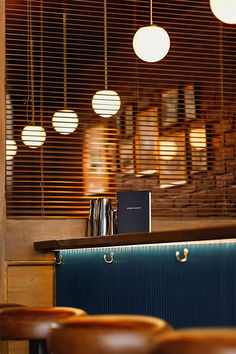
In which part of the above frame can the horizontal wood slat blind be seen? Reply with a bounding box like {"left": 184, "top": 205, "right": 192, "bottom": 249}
{"left": 5, "top": 0, "right": 236, "bottom": 218}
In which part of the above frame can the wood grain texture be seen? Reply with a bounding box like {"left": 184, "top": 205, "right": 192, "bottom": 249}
{"left": 5, "top": 218, "right": 87, "bottom": 261}
{"left": 8, "top": 341, "right": 29, "bottom": 354}
{"left": 7, "top": 265, "right": 54, "bottom": 306}
{"left": 34, "top": 223, "right": 236, "bottom": 251}
{"left": 5, "top": 262, "right": 54, "bottom": 354}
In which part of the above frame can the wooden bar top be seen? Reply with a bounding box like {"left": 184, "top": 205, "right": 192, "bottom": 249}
{"left": 34, "top": 224, "right": 236, "bottom": 251}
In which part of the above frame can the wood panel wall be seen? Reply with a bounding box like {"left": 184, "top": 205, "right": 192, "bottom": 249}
{"left": 5, "top": 219, "right": 87, "bottom": 261}
{"left": 0, "top": 2, "right": 7, "bottom": 352}
{"left": 0, "top": 0, "right": 6, "bottom": 303}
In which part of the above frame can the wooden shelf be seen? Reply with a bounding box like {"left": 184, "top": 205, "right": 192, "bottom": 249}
{"left": 34, "top": 224, "right": 236, "bottom": 251}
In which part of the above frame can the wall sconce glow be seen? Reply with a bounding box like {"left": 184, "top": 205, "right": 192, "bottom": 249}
{"left": 92, "top": 90, "right": 121, "bottom": 118}
{"left": 190, "top": 129, "right": 207, "bottom": 150}
{"left": 52, "top": 109, "right": 79, "bottom": 135}
{"left": 210, "top": 0, "right": 236, "bottom": 24}
{"left": 6, "top": 139, "right": 17, "bottom": 160}
{"left": 133, "top": 25, "right": 170, "bottom": 63}
{"left": 160, "top": 141, "right": 177, "bottom": 160}
{"left": 21, "top": 125, "right": 46, "bottom": 149}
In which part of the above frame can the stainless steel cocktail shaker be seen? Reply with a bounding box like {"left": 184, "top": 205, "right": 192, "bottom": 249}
{"left": 87, "top": 198, "right": 112, "bottom": 236}
{"left": 87, "top": 199, "right": 98, "bottom": 237}
{"left": 97, "top": 198, "right": 112, "bottom": 236}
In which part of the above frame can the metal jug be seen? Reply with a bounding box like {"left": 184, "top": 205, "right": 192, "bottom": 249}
{"left": 97, "top": 198, "right": 112, "bottom": 236}
{"left": 87, "top": 199, "right": 99, "bottom": 237}
{"left": 87, "top": 198, "right": 112, "bottom": 236}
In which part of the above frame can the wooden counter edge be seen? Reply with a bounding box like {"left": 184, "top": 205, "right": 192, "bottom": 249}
{"left": 34, "top": 224, "right": 236, "bottom": 251}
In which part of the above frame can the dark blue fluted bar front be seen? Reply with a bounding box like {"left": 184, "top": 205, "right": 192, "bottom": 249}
{"left": 56, "top": 241, "right": 236, "bottom": 328}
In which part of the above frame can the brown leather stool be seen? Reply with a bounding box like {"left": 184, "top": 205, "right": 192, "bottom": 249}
{"left": 152, "top": 328, "right": 236, "bottom": 354}
{"left": 0, "top": 306, "right": 87, "bottom": 354}
{"left": 0, "top": 303, "right": 25, "bottom": 308}
{"left": 47, "top": 314, "right": 172, "bottom": 354}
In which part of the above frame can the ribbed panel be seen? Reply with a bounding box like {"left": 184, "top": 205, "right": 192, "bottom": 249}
{"left": 56, "top": 242, "right": 236, "bottom": 328}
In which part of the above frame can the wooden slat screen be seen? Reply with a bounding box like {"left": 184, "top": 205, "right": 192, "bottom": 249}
{"left": 5, "top": 0, "right": 236, "bottom": 218}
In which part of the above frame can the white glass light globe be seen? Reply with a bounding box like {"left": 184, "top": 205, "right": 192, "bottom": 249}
{"left": 133, "top": 25, "right": 170, "bottom": 63}
{"left": 52, "top": 109, "right": 79, "bottom": 135}
{"left": 6, "top": 139, "right": 17, "bottom": 161}
{"left": 190, "top": 129, "right": 207, "bottom": 150}
{"left": 210, "top": 0, "right": 236, "bottom": 24}
{"left": 160, "top": 141, "right": 177, "bottom": 160}
{"left": 21, "top": 125, "right": 46, "bottom": 149}
{"left": 92, "top": 90, "right": 121, "bottom": 118}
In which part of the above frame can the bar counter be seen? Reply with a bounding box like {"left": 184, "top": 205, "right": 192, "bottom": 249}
{"left": 34, "top": 222, "right": 236, "bottom": 329}
{"left": 34, "top": 223, "right": 236, "bottom": 251}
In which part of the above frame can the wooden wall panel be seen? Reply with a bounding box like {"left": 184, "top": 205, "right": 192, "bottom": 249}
{"left": 8, "top": 341, "right": 28, "bottom": 354}
{"left": 7, "top": 264, "right": 54, "bottom": 306}
{"left": 5, "top": 218, "right": 87, "bottom": 261}
{"left": 0, "top": 0, "right": 7, "bottom": 351}
{"left": 6, "top": 263, "right": 54, "bottom": 354}
{"left": 0, "top": 0, "right": 6, "bottom": 304}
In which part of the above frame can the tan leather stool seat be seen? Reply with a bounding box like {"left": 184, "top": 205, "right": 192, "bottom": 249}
{"left": 0, "top": 303, "right": 25, "bottom": 308}
{"left": 47, "top": 314, "right": 172, "bottom": 354}
{"left": 153, "top": 328, "right": 236, "bottom": 354}
{"left": 0, "top": 306, "right": 87, "bottom": 340}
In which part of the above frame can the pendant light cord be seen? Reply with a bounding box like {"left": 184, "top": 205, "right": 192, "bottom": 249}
{"left": 29, "top": 0, "right": 35, "bottom": 124}
{"left": 104, "top": 0, "right": 108, "bottom": 90}
{"left": 26, "top": 0, "right": 29, "bottom": 123}
{"left": 40, "top": 0, "right": 45, "bottom": 216}
{"left": 220, "top": 22, "right": 226, "bottom": 217}
{"left": 26, "top": 0, "right": 31, "bottom": 123}
{"left": 219, "top": 23, "right": 224, "bottom": 123}
{"left": 63, "top": 13, "right": 67, "bottom": 109}
{"left": 150, "top": 0, "right": 153, "bottom": 25}
{"left": 40, "top": 0, "right": 43, "bottom": 126}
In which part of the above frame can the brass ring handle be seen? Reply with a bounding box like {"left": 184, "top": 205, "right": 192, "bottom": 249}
{"left": 104, "top": 252, "right": 114, "bottom": 264}
{"left": 55, "top": 255, "right": 63, "bottom": 265}
{"left": 176, "top": 248, "right": 188, "bottom": 263}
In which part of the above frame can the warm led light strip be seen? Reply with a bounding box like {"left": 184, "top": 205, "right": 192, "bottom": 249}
{"left": 55, "top": 238, "right": 236, "bottom": 253}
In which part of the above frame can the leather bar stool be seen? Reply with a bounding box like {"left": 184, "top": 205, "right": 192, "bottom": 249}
{"left": 0, "top": 306, "right": 87, "bottom": 354}
{"left": 47, "top": 314, "right": 172, "bottom": 354}
{"left": 0, "top": 303, "right": 25, "bottom": 308}
{"left": 152, "top": 328, "right": 236, "bottom": 354}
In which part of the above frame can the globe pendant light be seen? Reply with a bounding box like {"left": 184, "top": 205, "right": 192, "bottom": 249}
{"left": 92, "top": 90, "right": 121, "bottom": 118}
{"left": 6, "top": 139, "right": 17, "bottom": 161}
{"left": 210, "top": 0, "right": 236, "bottom": 24}
{"left": 92, "top": 0, "right": 121, "bottom": 118}
{"left": 190, "top": 129, "right": 207, "bottom": 150}
{"left": 21, "top": 0, "right": 46, "bottom": 149}
{"left": 6, "top": 94, "right": 17, "bottom": 161}
{"left": 133, "top": 0, "right": 170, "bottom": 63}
{"left": 21, "top": 125, "right": 46, "bottom": 149}
{"left": 159, "top": 141, "right": 177, "bottom": 160}
{"left": 52, "top": 13, "right": 79, "bottom": 135}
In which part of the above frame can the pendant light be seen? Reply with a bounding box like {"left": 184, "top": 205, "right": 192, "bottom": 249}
{"left": 6, "top": 139, "right": 17, "bottom": 161}
{"left": 92, "top": 0, "right": 121, "bottom": 118}
{"left": 133, "top": 0, "right": 170, "bottom": 63}
{"left": 190, "top": 129, "right": 207, "bottom": 150}
{"left": 21, "top": 0, "right": 46, "bottom": 149}
{"left": 159, "top": 141, "right": 177, "bottom": 160}
{"left": 6, "top": 94, "right": 17, "bottom": 161}
{"left": 210, "top": 0, "right": 236, "bottom": 24}
{"left": 52, "top": 13, "right": 79, "bottom": 135}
